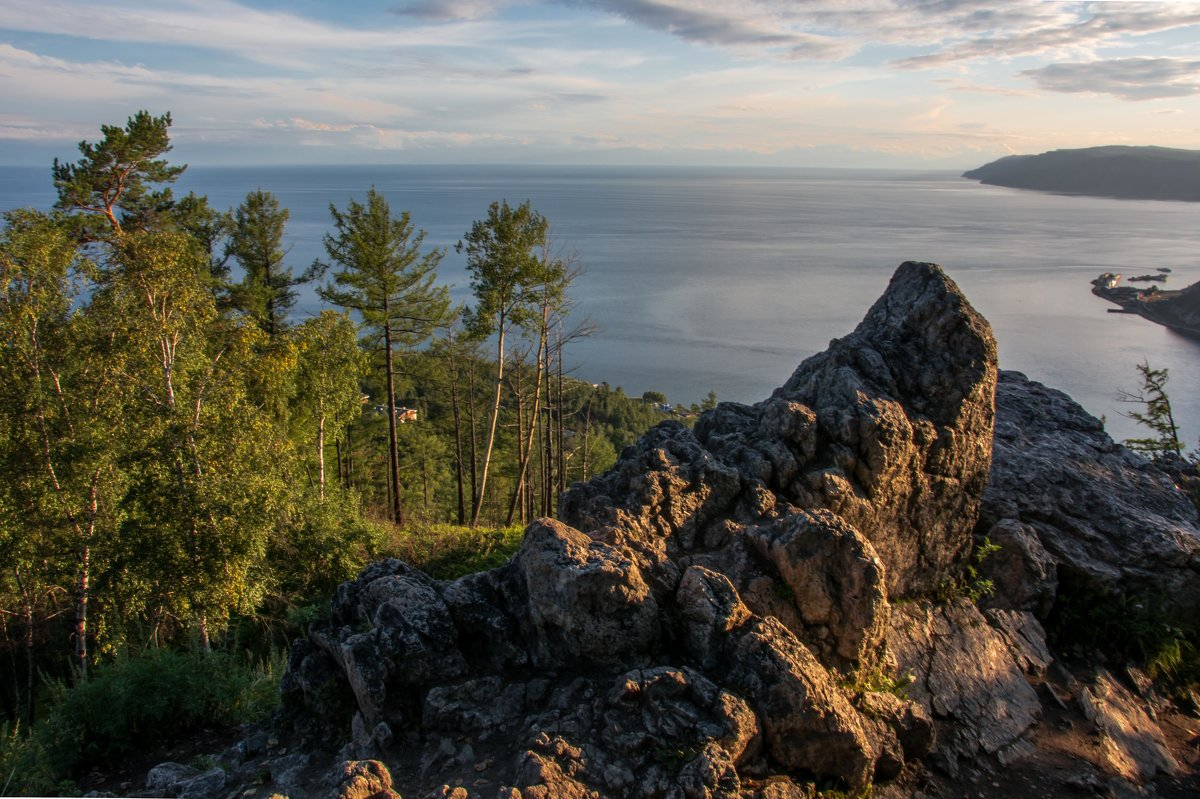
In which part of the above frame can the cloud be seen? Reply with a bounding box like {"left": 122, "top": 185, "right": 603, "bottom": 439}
{"left": 0, "top": 0, "right": 555, "bottom": 70}
{"left": 573, "top": 1, "right": 1200, "bottom": 69}
{"left": 893, "top": 2, "right": 1200, "bottom": 69}
{"left": 391, "top": 0, "right": 516, "bottom": 21}
{"left": 253, "top": 117, "right": 521, "bottom": 150}
{"left": 1022, "top": 57, "right": 1200, "bottom": 100}
{"left": 577, "top": 0, "right": 855, "bottom": 60}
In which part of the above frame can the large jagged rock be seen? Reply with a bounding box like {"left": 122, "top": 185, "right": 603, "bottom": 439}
{"left": 982, "top": 370, "right": 1200, "bottom": 625}
{"left": 277, "top": 261, "right": 1199, "bottom": 798}
{"left": 562, "top": 262, "right": 998, "bottom": 602}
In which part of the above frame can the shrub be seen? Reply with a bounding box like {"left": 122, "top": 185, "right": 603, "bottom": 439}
{"left": 37, "top": 647, "right": 282, "bottom": 778}
{"left": 1048, "top": 578, "right": 1200, "bottom": 696}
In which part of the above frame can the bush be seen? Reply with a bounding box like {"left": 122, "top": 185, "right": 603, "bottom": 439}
{"left": 1048, "top": 579, "right": 1200, "bottom": 696}
{"left": 0, "top": 720, "right": 58, "bottom": 797}
{"left": 37, "top": 647, "right": 282, "bottom": 779}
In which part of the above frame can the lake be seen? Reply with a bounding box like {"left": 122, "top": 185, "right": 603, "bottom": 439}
{"left": 3, "top": 163, "right": 1198, "bottom": 446}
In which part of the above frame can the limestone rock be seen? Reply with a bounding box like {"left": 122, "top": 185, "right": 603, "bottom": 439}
{"left": 768, "top": 260, "right": 997, "bottom": 597}
{"left": 275, "top": 261, "right": 1198, "bottom": 798}
{"left": 325, "top": 759, "right": 401, "bottom": 799}
{"left": 742, "top": 509, "right": 889, "bottom": 670}
{"left": 145, "top": 763, "right": 202, "bottom": 797}
{"left": 724, "top": 617, "right": 876, "bottom": 790}
{"left": 515, "top": 519, "right": 661, "bottom": 668}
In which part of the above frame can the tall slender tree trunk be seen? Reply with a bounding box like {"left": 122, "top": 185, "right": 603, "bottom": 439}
{"left": 198, "top": 613, "right": 210, "bottom": 652}
{"left": 75, "top": 534, "right": 91, "bottom": 679}
{"left": 582, "top": 399, "right": 592, "bottom": 481}
{"left": 449, "top": 358, "right": 466, "bottom": 525}
{"left": 472, "top": 320, "right": 506, "bottom": 527}
{"left": 317, "top": 401, "right": 326, "bottom": 499}
{"left": 556, "top": 326, "right": 566, "bottom": 499}
{"left": 543, "top": 399, "right": 554, "bottom": 516}
{"left": 510, "top": 367, "right": 525, "bottom": 526}
{"left": 467, "top": 358, "right": 480, "bottom": 520}
{"left": 506, "top": 315, "right": 548, "bottom": 526}
{"left": 382, "top": 311, "right": 404, "bottom": 525}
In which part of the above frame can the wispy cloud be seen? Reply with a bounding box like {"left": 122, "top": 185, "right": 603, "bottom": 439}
{"left": 391, "top": 0, "right": 521, "bottom": 21}
{"left": 577, "top": 0, "right": 854, "bottom": 60}
{"left": 894, "top": 2, "right": 1200, "bottom": 69}
{"left": 1022, "top": 57, "right": 1200, "bottom": 101}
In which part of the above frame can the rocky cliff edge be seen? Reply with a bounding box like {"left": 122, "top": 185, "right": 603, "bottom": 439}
{"left": 234, "top": 262, "right": 1199, "bottom": 799}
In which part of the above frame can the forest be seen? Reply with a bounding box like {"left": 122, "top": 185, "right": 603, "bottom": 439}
{"left": 0, "top": 112, "right": 713, "bottom": 790}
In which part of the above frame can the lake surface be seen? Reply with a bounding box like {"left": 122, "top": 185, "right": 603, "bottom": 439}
{"left": 3, "top": 164, "right": 1198, "bottom": 447}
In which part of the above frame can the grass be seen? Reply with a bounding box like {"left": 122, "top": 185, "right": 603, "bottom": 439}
{"left": 378, "top": 521, "right": 526, "bottom": 580}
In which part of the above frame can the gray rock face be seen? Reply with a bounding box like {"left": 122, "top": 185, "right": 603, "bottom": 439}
{"left": 982, "top": 370, "right": 1200, "bottom": 624}
{"left": 887, "top": 600, "right": 1042, "bottom": 774}
{"left": 770, "top": 260, "right": 998, "bottom": 597}
{"left": 278, "top": 262, "right": 1199, "bottom": 797}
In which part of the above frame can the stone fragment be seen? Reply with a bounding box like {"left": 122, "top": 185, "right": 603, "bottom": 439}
{"left": 888, "top": 600, "right": 1040, "bottom": 774}
{"left": 1080, "top": 669, "right": 1180, "bottom": 783}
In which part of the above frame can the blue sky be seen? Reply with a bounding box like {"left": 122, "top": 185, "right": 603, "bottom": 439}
{"left": 1, "top": 0, "right": 1198, "bottom": 167}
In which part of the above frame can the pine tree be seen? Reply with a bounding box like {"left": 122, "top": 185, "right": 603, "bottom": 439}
{"left": 226, "top": 190, "right": 319, "bottom": 336}
{"left": 1119, "top": 360, "right": 1183, "bottom": 460}
{"left": 318, "top": 188, "right": 450, "bottom": 524}
{"left": 457, "top": 200, "right": 549, "bottom": 526}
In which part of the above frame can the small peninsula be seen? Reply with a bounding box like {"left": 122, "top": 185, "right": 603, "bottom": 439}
{"left": 963, "top": 145, "right": 1200, "bottom": 202}
{"left": 1092, "top": 272, "right": 1200, "bottom": 337}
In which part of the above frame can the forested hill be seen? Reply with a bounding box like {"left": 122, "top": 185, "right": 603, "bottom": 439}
{"left": 962, "top": 145, "right": 1200, "bottom": 202}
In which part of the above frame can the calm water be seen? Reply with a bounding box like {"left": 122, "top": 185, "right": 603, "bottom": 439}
{"left": 3, "top": 164, "right": 1198, "bottom": 446}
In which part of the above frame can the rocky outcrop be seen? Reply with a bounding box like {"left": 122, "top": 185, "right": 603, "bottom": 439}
{"left": 981, "top": 370, "right": 1200, "bottom": 624}
{"left": 274, "top": 261, "right": 1200, "bottom": 799}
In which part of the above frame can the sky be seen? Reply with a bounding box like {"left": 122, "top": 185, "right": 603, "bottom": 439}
{"left": 1, "top": 0, "right": 1199, "bottom": 168}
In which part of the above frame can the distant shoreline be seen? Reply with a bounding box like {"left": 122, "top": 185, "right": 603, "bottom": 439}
{"left": 964, "top": 145, "right": 1200, "bottom": 203}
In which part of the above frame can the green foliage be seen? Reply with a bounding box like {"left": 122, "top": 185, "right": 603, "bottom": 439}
{"left": 2, "top": 114, "right": 689, "bottom": 762}
{"left": 1119, "top": 361, "right": 1183, "bottom": 460}
{"left": 580, "top": 382, "right": 676, "bottom": 453}
{"left": 318, "top": 188, "right": 450, "bottom": 350}
{"left": 33, "top": 648, "right": 281, "bottom": 779}
{"left": 226, "top": 190, "right": 319, "bottom": 336}
{"left": 457, "top": 199, "right": 550, "bottom": 339}
{"left": 52, "top": 110, "right": 184, "bottom": 237}
{"left": 936, "top": 537, "right": 999, "bottom": 604}
{"left": 642, "top": 390, "right": 667, "bottom": 406}
{"left": 270, "top": 490, "right": 385, "bottom": 599}
{"left": 380, "top": 522, "right": 525, "bottom": 580}
{"left": 0, "top": 720, "right": 58, "bottom": 797}
{"left": 842, "top": 663, "right": 913, "bottom": 699}
{"left": 1048, "top": 580, "right": 1200, "bottom": 695}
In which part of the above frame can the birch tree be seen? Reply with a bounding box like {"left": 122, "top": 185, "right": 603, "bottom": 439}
{"left": 457, "top": 200, "right": 548, "bottom": 527}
